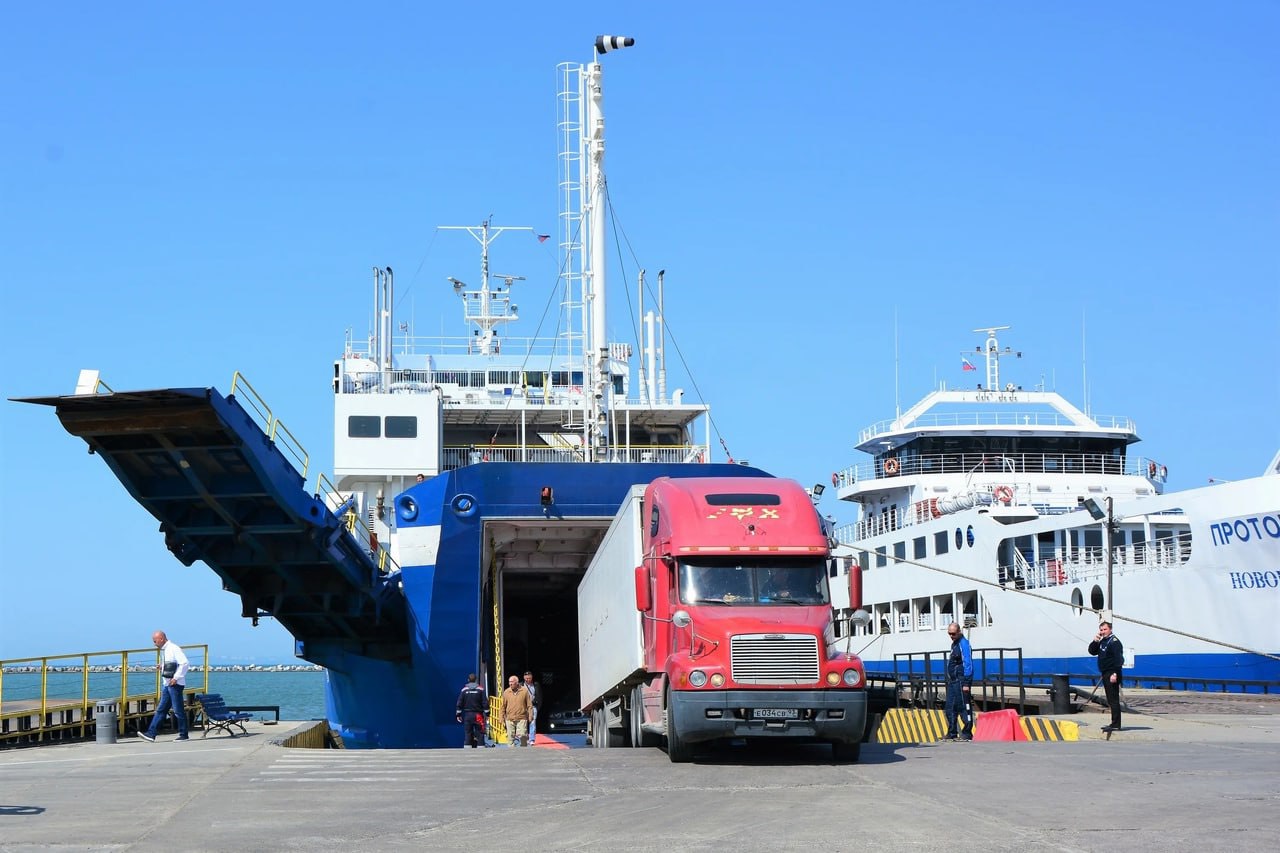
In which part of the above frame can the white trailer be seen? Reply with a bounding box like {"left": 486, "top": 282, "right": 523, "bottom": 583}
{"left": 577, "top": 485, "right": 646, "bottom": 720}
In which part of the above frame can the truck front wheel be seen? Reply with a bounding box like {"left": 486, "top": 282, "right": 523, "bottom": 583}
{"left": 832, "top": 740, "right": 861, "bottom": 762}
{"left": 664, "top": 689, "right": 692, "bottom": 763}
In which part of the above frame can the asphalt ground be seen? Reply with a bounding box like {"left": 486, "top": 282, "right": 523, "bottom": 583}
{"left": 1, "top": 703, "right": 1277, "bottom": 852}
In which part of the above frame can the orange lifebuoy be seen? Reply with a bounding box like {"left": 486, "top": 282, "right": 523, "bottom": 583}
{"left": 883, "top": 458, "right": 900, "bottom": 476}
{"left": 993, "top": 485, "right": 1013, "bottom": 504}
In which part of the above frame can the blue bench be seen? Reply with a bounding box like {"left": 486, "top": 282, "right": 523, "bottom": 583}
{"left": 192, "top": 693, "right": 255, "bottom": 738}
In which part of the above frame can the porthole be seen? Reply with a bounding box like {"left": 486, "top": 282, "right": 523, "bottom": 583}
{"left": 966, "top": 525, "right": 975, "bottom": 547}
{"left": 954, "top": 528, "right": 963, "bottom": 550}
{"left": 1071, "top": 588, "right": 1084, "bottom": 616}
{"left": 1090, "top": 584, "right": 1105, "bottom": 611}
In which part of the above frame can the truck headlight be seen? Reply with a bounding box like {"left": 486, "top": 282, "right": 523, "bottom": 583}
{"left": 689, "top": 670, "right": 708, "bottom": 687}
{"left": 826, "top": 672, "right": 841, "bottom": 686}
{"left": 843, "top": 669, "right": 862, "bottom": 687}
{"left": 710, "top": 673, "right": 724, "bottom": 687}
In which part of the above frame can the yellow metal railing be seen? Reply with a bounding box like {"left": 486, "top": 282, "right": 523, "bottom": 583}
{"left": 488, "top": 694, "right": 508, "bottom": 745}
{"left": 314, "top": 472, "right": 401, "bottom": 576}
{"left": 0, "top": 645, "right": 211, "bottom": 744}
{"left": 229, "top": 371, "right": 310, "bottom": 477}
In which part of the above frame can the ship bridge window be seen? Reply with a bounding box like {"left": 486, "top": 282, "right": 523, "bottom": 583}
{"left": 348, "top": 416, "right": 380, "bottom": 438}
{"left": 385, "top": 416, "right": 417, "bottom": 438}
{"left": 913, "top": 537, "right": 927, "bottom": 559}
{"left": 893, "top": 541, "right": 906, "bottom": 563}
{"left": 875, "top": 546, "right": 887, "bottom": 569}
{"left": 523, "top": 371, "right": 546, "bottom": 389}
{"left": 935, "top": 531, "right": 949, "bottom": 555}
{"left": 489, "top": 370, "right": 518, "bottom": 385}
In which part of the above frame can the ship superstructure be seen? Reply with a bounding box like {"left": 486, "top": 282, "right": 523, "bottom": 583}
{"left": 827, "top": 327, "right": 1279, "bottom": 685}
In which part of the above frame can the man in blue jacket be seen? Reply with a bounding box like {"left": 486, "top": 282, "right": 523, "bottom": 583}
{"left": 943, "top": 622, "right": 973, "bottom": 741}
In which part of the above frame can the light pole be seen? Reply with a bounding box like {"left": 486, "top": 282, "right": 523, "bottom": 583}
{"left": 1083, "top": 496, "right": 1116, "bottom": 614}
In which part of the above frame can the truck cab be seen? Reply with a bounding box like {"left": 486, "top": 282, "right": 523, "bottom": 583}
{"left": 632, "top": 477, "right": 868, "bottom": 761}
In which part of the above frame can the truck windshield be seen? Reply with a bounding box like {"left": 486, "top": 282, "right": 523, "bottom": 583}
{"left": 678, "top": 558, "right": 829, "bottom": 606}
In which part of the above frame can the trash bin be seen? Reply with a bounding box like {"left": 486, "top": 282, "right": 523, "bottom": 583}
{"left": 95, "top": 700, "right": 118, "bottom": 744}
{"left": 1049, "top": 675, "right": 1072, "bottom": 715}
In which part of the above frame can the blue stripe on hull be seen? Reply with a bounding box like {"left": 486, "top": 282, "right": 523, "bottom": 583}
{"left": 328, "top": 462, "right": 771, "bottom": 747}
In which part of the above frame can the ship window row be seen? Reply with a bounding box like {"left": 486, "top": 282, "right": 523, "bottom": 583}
{"left": 834, "top": 590, "right": 989, "bottom": 639}
{"left": 860, "top": 526, "right": 970, "bottom": 571}
{"left": 348, "top": 415, "right": 418, "bottom": 438}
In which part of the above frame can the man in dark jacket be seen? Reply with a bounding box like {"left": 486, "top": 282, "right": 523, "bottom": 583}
{"left": 456, "top": 673, "right": 488, "bottom": 748}
{"left": 1088, "top": 622, "right": 1125, "bottom": 731}
{"left": 943, "top": 622, "right": 974, "bottom": 741}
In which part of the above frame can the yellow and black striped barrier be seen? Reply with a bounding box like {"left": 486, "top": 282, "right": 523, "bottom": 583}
{"left": 871, "top": 708, "right": 1077, "bottom": 743}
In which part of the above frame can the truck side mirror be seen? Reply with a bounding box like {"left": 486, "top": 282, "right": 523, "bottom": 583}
{"left": 847, "top": 561, "right": 862, "bottom": 611}
{"left": 634, "top": 565, "right": 651, "bottom": 612}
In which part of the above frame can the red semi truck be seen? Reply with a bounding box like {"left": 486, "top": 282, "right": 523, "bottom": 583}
{"left": 578, "top": 476, "right": 868, "bottom": 762}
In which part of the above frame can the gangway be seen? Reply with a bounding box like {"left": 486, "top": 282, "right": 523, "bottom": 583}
{"left": 16, "top": 376, "right": 409, "bottom": 665}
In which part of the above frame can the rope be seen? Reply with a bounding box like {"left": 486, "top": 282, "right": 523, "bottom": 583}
{"left": 841, "top": 544, "right": 1280, "bottom": 663}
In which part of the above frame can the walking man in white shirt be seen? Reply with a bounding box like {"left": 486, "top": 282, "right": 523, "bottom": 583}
{"left": 138, "top": 630, "right": 190, "bottom": 742}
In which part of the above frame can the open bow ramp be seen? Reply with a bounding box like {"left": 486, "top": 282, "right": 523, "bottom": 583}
{"left": 19, "top": 386, "right": 408, "bottom": 663}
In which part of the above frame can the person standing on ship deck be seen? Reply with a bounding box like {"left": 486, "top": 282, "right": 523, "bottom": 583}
{"left": 943, "top": 622, "right": 973, "bottom": 741}
{"left": 1089, "top": 622, "right": 1125, "bottom": 732}
{"left": 138, "top": 631, "right": 189, "bottom": 742}
{"left": 501, "top": 675, "right": 532, "bottom": 747}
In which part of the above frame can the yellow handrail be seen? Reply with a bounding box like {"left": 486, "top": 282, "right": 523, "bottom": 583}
{"left": 314, "top": 472, "right": 401, "bottom": 576}
{"left": 229, "top": 371, "right": 310, "bottom": 477}
{"left": 0, "top": 645, "right": 211, "bottom": 743}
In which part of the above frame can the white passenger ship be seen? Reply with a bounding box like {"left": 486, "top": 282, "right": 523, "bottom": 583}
{"left": 828, "top": 327, "right": 1280, "bottom": 685}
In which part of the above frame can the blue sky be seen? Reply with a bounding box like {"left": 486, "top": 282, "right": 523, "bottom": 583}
{"left": 2, "top": 3, "right": 1276, "bottom": 662}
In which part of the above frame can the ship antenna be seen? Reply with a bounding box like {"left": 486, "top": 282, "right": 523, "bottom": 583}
{"left": 971, "top": 325, "right": 1011, "bottom": 391}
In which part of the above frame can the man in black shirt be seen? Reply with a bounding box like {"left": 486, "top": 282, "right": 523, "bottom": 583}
{"left": 1088, "top": 622, "right": 1125, "bottom": 732}
{"left": 456, "top": 673, "right": 488, "bottom": 748}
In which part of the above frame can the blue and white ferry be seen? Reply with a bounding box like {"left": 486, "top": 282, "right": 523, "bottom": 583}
{"left": 20, "top": 37, "right": 773, "bottom": 747}
{"left": 827, "top": 326, "right": 1280, "bottom": 686}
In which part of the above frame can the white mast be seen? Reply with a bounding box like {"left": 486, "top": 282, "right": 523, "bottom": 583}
{"left": 574, "top": 35, "right": 634, "bottom": 459}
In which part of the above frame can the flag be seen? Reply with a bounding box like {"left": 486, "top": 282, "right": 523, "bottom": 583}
{"left": 961, "top": 357, "right": 976, "bottom": 372}
{"left": 537, "top": 234, "right": 551, "bottom": 243}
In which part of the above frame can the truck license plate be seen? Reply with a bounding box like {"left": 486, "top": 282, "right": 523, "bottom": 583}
{"left": 752, "top": 708, "right": 799, "bottom": 720}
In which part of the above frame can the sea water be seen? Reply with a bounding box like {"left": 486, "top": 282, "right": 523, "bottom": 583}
{"left": 1, "top": 670, "right": 327, "bottom": 721}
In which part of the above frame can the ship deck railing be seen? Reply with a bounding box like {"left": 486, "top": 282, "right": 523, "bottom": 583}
{"left": 832, "top": 451, "right": 1162, "bottom": 492}
{"left": 1000, "top": 539, "right": 1192, "bottom": 591}
{"left": 0, "top": 645, "right": 212, "bottom": 747}
{"left": 440, "top": 444, "right": 707, "bottom": 469}
{"left": 873, "top": 652, "right": 1280, "bottom": 715}
{"left": 858, "top": 411, "right": 1137, "bottom": 445}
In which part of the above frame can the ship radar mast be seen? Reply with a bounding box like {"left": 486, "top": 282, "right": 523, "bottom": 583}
{"left": 440, "top": 220, "right": 532, "bottom": 355}
{"left": 970, "top": 325, "right": 1022, "bottom": 392}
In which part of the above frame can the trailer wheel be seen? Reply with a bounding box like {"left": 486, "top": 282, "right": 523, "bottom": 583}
{"left": 832, "top": 740, "right": 861, "bottom": 762}
{"left": 592, "top": 707, "right": 611, "bottom": 748}
{"left": 664, "top": 688, "right": 692, "bottom": 763}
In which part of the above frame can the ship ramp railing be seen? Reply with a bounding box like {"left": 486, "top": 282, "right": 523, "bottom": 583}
{"left": 16, "top": 372, "right": 410, "bottom": 664}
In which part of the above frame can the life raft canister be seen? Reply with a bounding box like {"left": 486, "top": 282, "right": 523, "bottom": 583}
{"left": 883, "top": 457, "right": 900, "bottom": 476}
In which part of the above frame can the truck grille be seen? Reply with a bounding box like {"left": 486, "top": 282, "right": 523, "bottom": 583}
{"left": 730, "top": 634, "right": 820, "bottom": 685}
